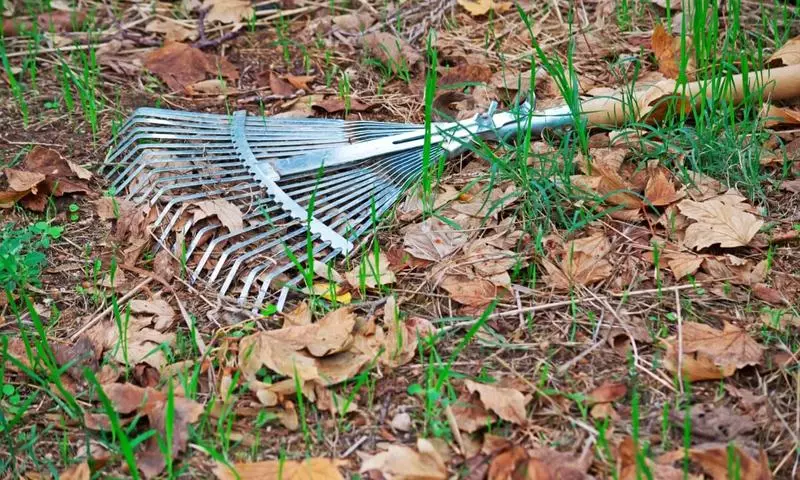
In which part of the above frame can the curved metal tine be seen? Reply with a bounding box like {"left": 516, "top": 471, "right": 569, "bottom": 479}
{"left": 109, "top": 144, "right": 240, "bottom": 187}
{"left": 104, "top": 132, "right": 231, "bottom": 172}
{"left": 250, "top": 243, "right": 339, "bottom": 308}
{"left": 112, "top": 155, "right": 241, "bottom": 193}
{"left": 121, "top": 161, "right": 245, "bottom": 198}
{"left": 209, "top": 215, "right": 302, "bottom": 290}
{"left": 133, "top": 170, "right": 252, "bottom": 204}
{"left": 184, "top": 195, "right": 273, "bottom": 257}
{"left": 108, "top": 108, "right": 228, "bottom": 145}
{"left": 154, "top": 183, "right": 264, "bottom": 245}
{"left": 143, "top": 174, "right": 253, "bottom": 209}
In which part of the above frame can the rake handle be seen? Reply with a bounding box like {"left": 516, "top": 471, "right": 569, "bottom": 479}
{"left": 580, "top": 64, "right": 800, "bottom": 127}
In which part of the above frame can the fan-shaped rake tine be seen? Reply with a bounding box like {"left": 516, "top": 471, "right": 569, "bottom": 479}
{"left": 122, "top": 162, "right": 247, "bottom": 199}
{"left": 143, "top": 174, "right": 256, "bottom": 207}
{"left": 192, "top": 210, "right": 293, "bottom": 283}
{"left": 250, "top": 244, "right": 340, "bottom": 309}
{"left": 184, "top": 195, "right": 273, "bottom": 258}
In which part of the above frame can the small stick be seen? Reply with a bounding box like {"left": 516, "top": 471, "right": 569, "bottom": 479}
{"left": 69, "top": 277, "right": 153, "bottom": 341}
{"left": 675, "top": 289, "right": 684, "bottom": 397}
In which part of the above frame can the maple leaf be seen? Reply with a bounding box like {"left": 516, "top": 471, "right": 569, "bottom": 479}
{"left": 191, "top": 198, "right": 244, "bottom": 233}
{"left": 465, "top": 379, "right": 529, "bottom": 424}
{"left": 457, "top": 0, "right": 512, "bottom": 16}
{"left": 360, "top": 438, "right": 448, "bottom": 479}
{"left": 542, "top": 232, "right": 614, "bottom": 289}
{"left": 345, "top": 251, "right": 396, "bottom": 289}
{"left": 761, "top": 104, "right": 800, "bottom": 128}
{"left": 451, "top": 394, "right": 497, "bottom": 433}
{"left": 586, "top": 381, "right": 627, "bottom": 405}
{"left": 404, "top": 217, "right": 469, "bottom": 261}
{"left": 202, "top": 0, "right": 253, "bottom": 24}
{"left": 767, "top": 34, "right": 800, "bottom": 67}
{"left": 678, "top": 194, "right": 764, "bottom": 250}
{"left": 644, "top": 168, "right": 684, "bottom": 206}
{"left": 144, "top": 42, "right": 238, "bottom": 92}
{"left": 663, "top": 321, "right": 763, "bottom": 382}
{"left": 215, "top": 458, "right": 345, "bottom": 480}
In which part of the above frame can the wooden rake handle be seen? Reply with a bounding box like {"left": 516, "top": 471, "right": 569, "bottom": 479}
{"left": 580, "top": 64, "right": 800, "bottom": 127}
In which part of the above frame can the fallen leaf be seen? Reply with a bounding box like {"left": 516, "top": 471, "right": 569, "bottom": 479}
{"left": 390, "top": 412, "right": 412, "bottom": 432}
{"left": 397, "top": 184, "right": 461, "bottom": 221}
{"left": 779, "top": 178, "right": 800, "bottom": 193}
{"left": 645, "top": 169, "right": 684, "bottom": 206}
{"left": 752, "top": 283, "right": 785, "bottom": 305}
{"left": 215, "top": 458, "right": 345, "bottom": 480}
{"left": 345, "top": 251, "right": 396, "bottom": 289}
{"left": 542, "top": 232, "right": 613, "bottom": 289}
{"left": 185, "top": 78, "right": 237, "bottom": 96}
{"left": 768, "top": 34, "right": 800, "bottom": 67}
{"left": 760, "top": 310, "right": 800, "bottom": 332}
{"left": 380, "top": 296, "right": 417, "bottom": 368}
{"left": 439, "top": 64, "right": 493, "bottom": 87}
{"left": 202, "top": 0, "right": 254, "bottom": 24}
{"left": 439, "top": 275, "right": 497, "bottom": 307}
{"left": 574, "top": 148, "right": 643, "bottom": 209}
{"left": 451, "top": 395, "right": 497, "bottom": 433}
{"left": 663, "top": 321, "right": 763, "bottom": 382}
{"left": 678, "top": 194, "right": 764, "bottom": 250}
{"left": 332, "top": 12, "right": 375, "bottom": 32}
{"left": 457, "top": 0, "right": 512, "bottom": 16}
{"left": 676, "top": 403, "right": 757, "bottom": 441}
{"left": 283, "top": 301, "right": 312, "bottom": 327}
{"left": 6, "top": 169, "right": 46, "bottom": 193}
{"left": 665, "top": 252, "right": 704, "bottom": 280}
{"left": 488, "top": 444, "right": 594, "bottom": 480}
{"left": 651, "top": 24, "right": 691, "bottom": 79}
{"left": 361, "top": 32, "right": 421, "bottom": 71}
{"left": 359, "top": 438, "right": 448, "bottom": 479}
{"left": 191, "top": 199, "right": 244, "bottom": 233}
{"left": 145, "top": 19, "right": 197, "bottom": 42}
{"left": 307, "top": 307, "right": 356, "bottom": 357}
{"left": 269, "top": 73, "right": 296, "bottom": 96}
{"left": 58, "top": 462, "right": 90, "bottom": 480}
{"left": 285, "top": 74, "right": 314, "bottom": 91}
{"left": 465, "top": 379, "right": 529, "bottom": 424}
{"left": 3, "top": 10, "right": 87, "bottom": 36}
{"left": 587, "top": 381, "right": 627, "bottom": 405}
{"left": 404, "top": 217, "right": 468, "bottom": 261}
{"left": 672, "top": 443, "right": 772, "bottom": 480}
{"left": 761, "top": 104, "right": 800, "bottom": 128}
{"left": 144, "top": 41, "right": 238, "bottom": 92}
{"left": 312, "top": 97, "right": 370, "bottom": 113}
{"left": 315, "top": 384, "right": 358, "bottom": 416}
{"left": 94, "top": 196, "right": 136, "bottom": 220}
{"left": 618, "top": 437, "right": 684, "bottom": 480}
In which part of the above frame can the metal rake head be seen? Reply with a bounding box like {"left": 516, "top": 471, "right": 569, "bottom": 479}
{"left": 104, "top": 107, "right": 435, "bottom": 309}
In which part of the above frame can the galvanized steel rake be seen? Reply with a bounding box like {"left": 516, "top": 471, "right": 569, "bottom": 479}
{"left": 103, "top": 100, "right": 574, "bottom": 309}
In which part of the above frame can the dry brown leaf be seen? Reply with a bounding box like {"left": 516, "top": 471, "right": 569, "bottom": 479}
{"left": 397, "top": 184, "right": 461, "bottom": 221}
{"left": 307, "top": 307, "right": 356, "bottom": 357}
{"left": 752, "top": 283, "right": 785, "bottom": 305}
{"left": 6, "top": 169, "right": 46, "bottom": 193}
{"left": 380, "top": 296, "right": 417, "bottom": 368}
{"left": 576, "top": 149, "right": 643, "bottom": 209}
{"left": 191, "top": 198, "right": 244, "bottom": 233}
{"left": 542, "top": 232, "right": 613, "bottom": 290}
{"left": 404, "top": 217, "right": 468, "bottom": 261}
{"left": 439, "top": 64, "right": 493, "bottom": 87}
{"left": 457, "top": 0, "right": 512, "bottom": 16}
{"left": 332, "top": 12, "right": 374, "bottom": 32}
{"left": 185, "top": 78, "right": 237, "bottom": 96}
{"left": 144, "top": 41, "right": 238, "bottom": 92}
{"left": 666, "top": 443, "right": 772, "bottom": 480}
{"left": 439, "top": 275, "right": 497, "bottom": 307}
{"left": 779, "top": 178, "right": 800, "bottom": 192}
{"left": 269, "top": 72, "right": 295, "bottom": 96}
{"left": 361, "top": 32, "right": 421, "bottom": 71}
{"left": 285, "top": 74, "right": 314, "bottom": 91}
{"left": 618, "top": 437, "right": 685, "bottom": 480}
{"left": 666, "top": 252, "right": 704, "bottom": 280}
{"left": 488, "top": 444, "right": 593, "bottom": 480}
{"left": 102, "top": 382, "right": 203, "bottom": 478}
{"left": 359, "top": 438, "right": 448, "bottom": 479}
{"left": 239, "top": 332, "right": 320, "bottom": 381}
{"left": 144, "top": 19, "right": 197, "bottom": 42}
{"left": 761, "top": 104, "right": 800, "bottom": 128}
{"left": 664, "top": 321, "right": 763, "bottom": 382}
{"left": 202, "top": 0, "right": 253, "bottom": 24}
{"left": 451, "top": 395, "right": 496, "bottom": 433}
{"left": 283, "top": 301, "right": 312, "bottom": 327}
{"left": 215, "top": 458, "right": 345, "bottom": 480}
{"left": 587, "top": 381, "right": 627, "bottom": 405}
{"left": 312, "top": 96, "right": 370, "bottom": 113}
{"left": 345, "top": 251, "right": 396, "bottom": 289}
{"left": 463, "top": 240, "right": 517, "bottom": 277}
{"left": 464, "top": 379, "right": 529, "bottom": 424}
{"left": 678, "top": 194, "right": 763, "bottom": 250}
{"left": 652, "top": 24, "right": 685, "bottom": 79}
{"left": 58, "top": 462, "right": 90, "bottom": 480}
{"left": 761, "top": 310, "right": 800, "bottom": 332}
{"left": 645, "top": 169, "right": 684, "bottom": 206}
{"left": 768, "top": 35, "right": 800, "bottom": 67}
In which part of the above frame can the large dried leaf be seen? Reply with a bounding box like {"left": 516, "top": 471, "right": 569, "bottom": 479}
{"left": 215, "top": 458, "right": 345, "bottom": 480}
{"left": 145, "top": 19, "right": 197, "bottom": 42}
{"left": 191, "top": 199, "right": 244, "bottom": 233}
{"left": 768, "top": 35, "right": 800, "bottom": 67}
{"left": 678, "top": 194, "right": 763, "bottom": 250}
{"left": 644, "top": 169, "right": 684, "bottom": 206}
{"left": 542, "top": 232, "right": 613, "bottom": 289}
{"left": 307, "top": 307, "right": 356, "bottom": 357}
{"left": 144, "top": 41, "right": 238, "bottom": 92}
{"left": 666, "top": 252, "right": 704, "bottom": 280}
{"left": 239, "top": 332, "right": 320, "bottom": 381}
{"left": 345, "top": 251, "right": 396, "bottom": 289}
{"left": 663, "top": 321, "right": 763, "bottom": 382}
{"left": 5, "top": 169, "right": 46, "bottom": 192}
{"left": 439, "top": 275, "right": 497, "bottom": 307}
{"left": 202, "top": 0, "right": 253, "bottom": 24}
{"left": 58, "top": 462, "right": 90, "bottom": 480}
{"left": 404, "top": 217, "right": 468, "bottom": 261}
{"left": 361, "top": 32, "right": 421, "bottom": 71}
{"left": 488, "top": 444, "right": 593, "bottom": 480}
{"left": 662, "top": 443, "right": 772, "bottom": 480}
{"left": 651, "top": 24, "right": 694, "bottom": 79}
{"left": 465, "top": 379, "right": 529, "bottom": 424}
{"left": 380, "top": 296, "right": 417, "bottom": 368}
{"left": 332, "top": 12, "right": 374, "bottom": 32}
{"left": 457, "top": 0, "right": 512, "bottom": 16}
{"left": 451, "top": 395, "right": 496, "bottom": 433}
{"left": 575, "top": 149, "right": 643, "bottom": 209}
{"left": 761, "top": 104, "right": 800, "bottom": 128}
{"left": 360, "top": 438, "right": 448, "bottom": 479}
{"left": 618, "top": 437, "right": 684, "bottom": 480}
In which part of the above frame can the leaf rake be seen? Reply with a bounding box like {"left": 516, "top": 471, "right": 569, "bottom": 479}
{"left": 102, "top": 64, "right": 800, "bottom": 310}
